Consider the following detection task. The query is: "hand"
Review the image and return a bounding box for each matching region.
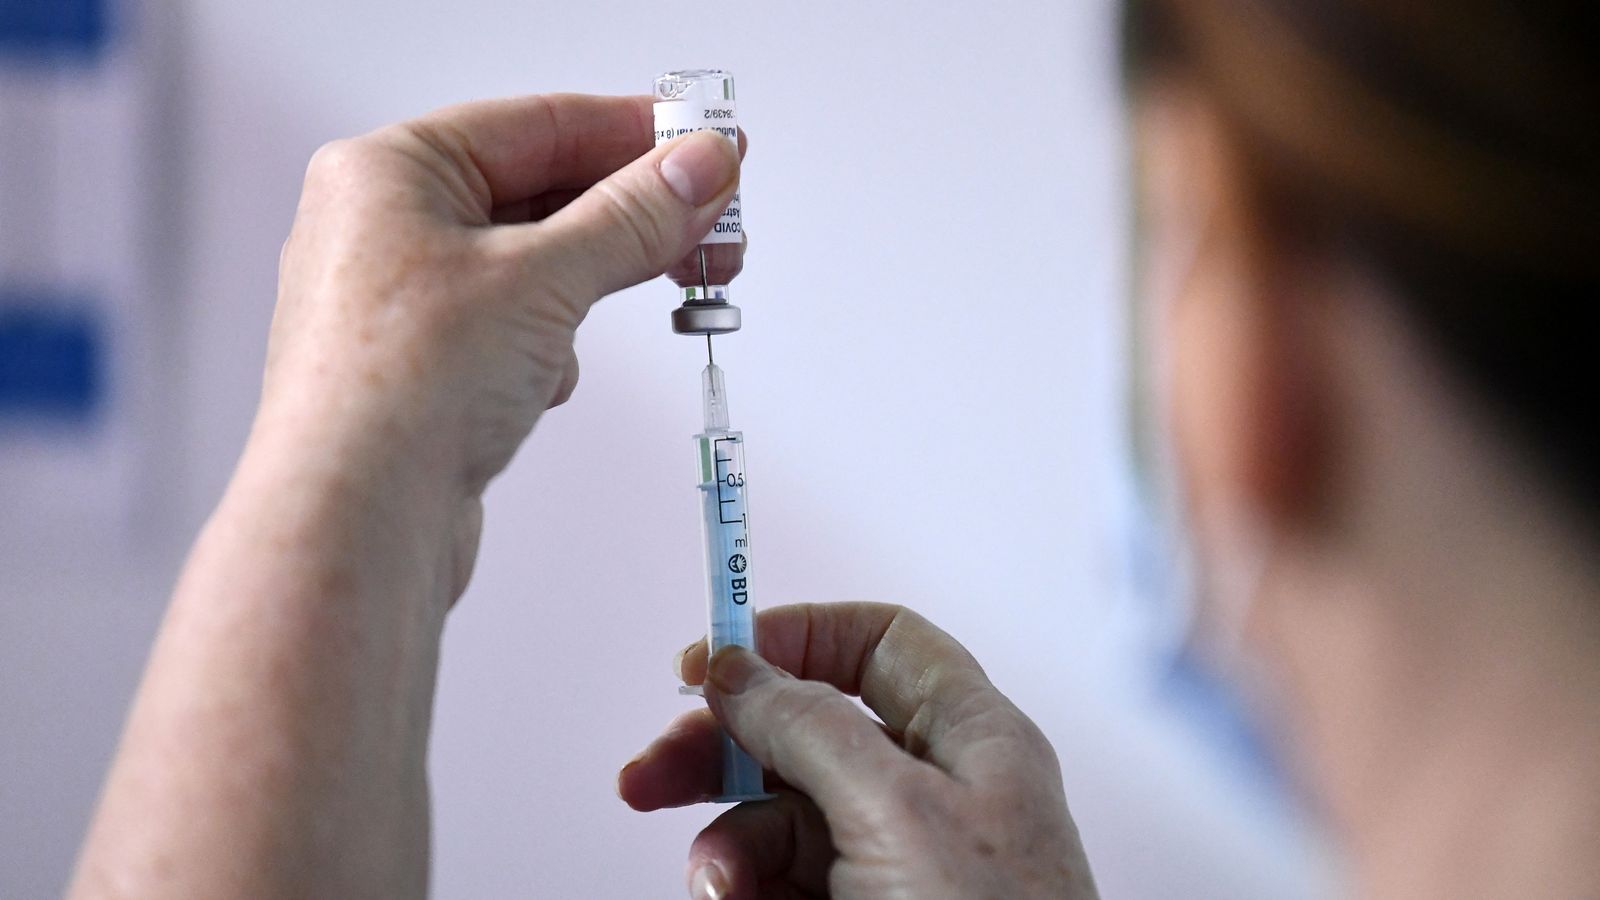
[66,96,743,900]
[619,603,1099,900]
[259,94,741,597]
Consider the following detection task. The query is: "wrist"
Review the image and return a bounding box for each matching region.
[221,391,471,615]
[83,388,463,899]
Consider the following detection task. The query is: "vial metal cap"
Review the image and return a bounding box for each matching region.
[672,303,742,335]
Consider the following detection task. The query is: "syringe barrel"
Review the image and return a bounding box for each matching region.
[696,430,755,656]
[694,428,766,800]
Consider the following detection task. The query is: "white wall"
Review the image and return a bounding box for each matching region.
[0,1,1335,896]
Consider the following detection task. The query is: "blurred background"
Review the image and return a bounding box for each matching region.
[1,0,1338,896]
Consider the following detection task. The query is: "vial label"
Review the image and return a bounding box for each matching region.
[654,99,742,244]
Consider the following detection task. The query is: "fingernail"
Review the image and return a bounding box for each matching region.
[673,640,699,682]
[707,646,773,696]
[688,862,729,900]
[615,755,641,801]
[659,132,737,207]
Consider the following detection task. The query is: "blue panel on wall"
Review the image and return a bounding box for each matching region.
[0,0,110,60]
[0,292,104,423]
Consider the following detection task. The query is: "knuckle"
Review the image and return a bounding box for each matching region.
[547,352,580,409]
[877,602,912,621]
[395,120,491,209]
[993,704,1057,763]
[303,137,387,200]
[974,699,1041,741]
[971,699,1049,753]
[964,708,1065,808]
[304,138,360,183]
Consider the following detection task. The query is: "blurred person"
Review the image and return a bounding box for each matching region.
[69,2,1597,898]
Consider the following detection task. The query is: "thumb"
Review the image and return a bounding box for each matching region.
[706,646,912,816]
[528,129,739,304]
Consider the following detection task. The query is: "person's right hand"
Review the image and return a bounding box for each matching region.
[619,603,1100,900]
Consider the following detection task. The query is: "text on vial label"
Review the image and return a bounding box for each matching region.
[653,100,742,244]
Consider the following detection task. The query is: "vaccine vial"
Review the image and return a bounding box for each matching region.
[653,69,744,335]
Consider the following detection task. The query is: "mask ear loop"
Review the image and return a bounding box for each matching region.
[1137,160,1214,664]
[1140,163,1278,684]
[1195,503,1275,682]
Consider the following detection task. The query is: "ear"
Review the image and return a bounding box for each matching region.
[1134,84,1323,545]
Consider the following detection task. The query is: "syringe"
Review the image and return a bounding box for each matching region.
[654,66,767,803]
[688,361,770,802]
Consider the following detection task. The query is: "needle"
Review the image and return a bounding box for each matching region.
[706,334,715,366]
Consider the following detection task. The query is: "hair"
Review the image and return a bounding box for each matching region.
[1122,1,1598,525]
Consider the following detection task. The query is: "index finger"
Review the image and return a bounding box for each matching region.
[686,603,1052,785]
[395,93,747,216]
[396,93,653,212]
